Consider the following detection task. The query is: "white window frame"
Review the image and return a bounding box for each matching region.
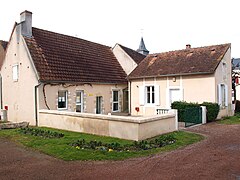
[112,90,120,112]
[139,85,160,106]
[76,91,84,112]
[12,64,19,81]
[145,86,155,104]
[96,96,103,114]
[57,90,68,110]
[218,84,228,108]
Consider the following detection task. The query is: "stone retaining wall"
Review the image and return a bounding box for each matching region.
[39,110,178,141]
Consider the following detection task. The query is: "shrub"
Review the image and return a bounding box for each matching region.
[201,102,219,122]
[171,101,200,122]
[19,128,64,138]
[235,100,240,113]
[70,134,176,152]
[171,101,220,122]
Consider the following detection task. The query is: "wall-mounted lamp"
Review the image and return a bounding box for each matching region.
[173,77,176,82]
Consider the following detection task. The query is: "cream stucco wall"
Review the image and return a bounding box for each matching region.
[38,83,127,116]
[39,110,177,141]
[214,48,233,117]
[130,47,232,117]
[1,25,39,125]
[112,44,138,75]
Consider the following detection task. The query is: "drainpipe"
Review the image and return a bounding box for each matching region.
[35,83,41,126]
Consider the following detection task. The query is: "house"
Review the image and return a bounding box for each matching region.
[0,40,8,66]
[232,58,240,102]
[0,40,8,108]
[128,44,233,118]
[1,11,137,125]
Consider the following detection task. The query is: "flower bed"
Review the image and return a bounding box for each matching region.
[70,134,176,152]
[19,127,64,138]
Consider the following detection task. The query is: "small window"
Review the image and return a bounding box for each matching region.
[76,91,83,112]
[96,96,103,114]
[112,90,119,112]
[58,91,67,109]
[12,64,19,81]
[146,86,155,104]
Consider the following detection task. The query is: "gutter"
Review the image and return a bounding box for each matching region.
[128,71,214,80]
[35,83,41,126]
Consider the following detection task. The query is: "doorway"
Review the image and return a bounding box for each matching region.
[123,88,129,113]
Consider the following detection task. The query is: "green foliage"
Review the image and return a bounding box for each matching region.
[218,113,240,124]
[201,102,219,122]
[0,127,204,161]
[70,134,176,151]
[171,101,220,122]
[19,127,64,138]
[235,100,240,113]
[171,101,199,122]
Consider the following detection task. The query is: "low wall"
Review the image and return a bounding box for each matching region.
[39,110,177,141]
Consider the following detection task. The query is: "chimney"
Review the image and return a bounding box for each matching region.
[186,44,191,49]
[20,10,32,37]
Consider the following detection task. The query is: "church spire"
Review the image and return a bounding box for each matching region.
[137,37,149,55]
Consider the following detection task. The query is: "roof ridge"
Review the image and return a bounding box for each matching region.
[32,27,111,49]
[118,44,146,56]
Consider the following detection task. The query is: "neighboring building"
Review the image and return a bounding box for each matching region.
[137,37,149,56]
[0,40,8,108]
[0,40,8,68]
[112,43,146,75]
[1,11,128,125]
[232,58,240,101]
[128,44,233,118]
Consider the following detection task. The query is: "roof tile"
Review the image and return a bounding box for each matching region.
[128,43,230,79]
[24,28,127,83]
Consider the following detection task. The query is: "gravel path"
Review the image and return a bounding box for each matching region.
[0,122,240,180]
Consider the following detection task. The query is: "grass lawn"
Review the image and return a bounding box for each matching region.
[0,127,204,161]
[218,113,240,125]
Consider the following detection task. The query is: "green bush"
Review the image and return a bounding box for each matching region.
[171,101,220,123]
[70,134,176,152]
[235,100,240,113]
[171,101,200,122]
[201,102,219,122]
[19,128,64,138]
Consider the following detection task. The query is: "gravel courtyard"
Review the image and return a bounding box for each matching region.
[0,122,240,180]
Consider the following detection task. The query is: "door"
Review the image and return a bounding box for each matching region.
[123,88,129,113]
[169,89,181,106]
[96,96,102,114]
[76,91,83,112]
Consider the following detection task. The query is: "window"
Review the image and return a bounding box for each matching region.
[146,86,155,104]
[96,96,102,114]
[112,90,119,112]
[139,85,159,106]
[12,64,19,81]
[58,91,67,109]
[76,91,83,112]
[218,84,228,107]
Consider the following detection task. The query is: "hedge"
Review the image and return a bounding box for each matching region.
[201,102,219,122]
[171,101,220,123]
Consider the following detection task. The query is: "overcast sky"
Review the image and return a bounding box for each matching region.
[0,0,239,57]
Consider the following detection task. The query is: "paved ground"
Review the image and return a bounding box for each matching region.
[0,122,240,180]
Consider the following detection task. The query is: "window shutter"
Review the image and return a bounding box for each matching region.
[218,84,222,106]
[155,85,160,105]
[225,84,228,107]
[139,86,144,105]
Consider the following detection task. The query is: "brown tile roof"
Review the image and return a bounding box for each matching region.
[118,44,146,64]
[128,43,230,79]
[0,40,8,50]
[24,27,127,83]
